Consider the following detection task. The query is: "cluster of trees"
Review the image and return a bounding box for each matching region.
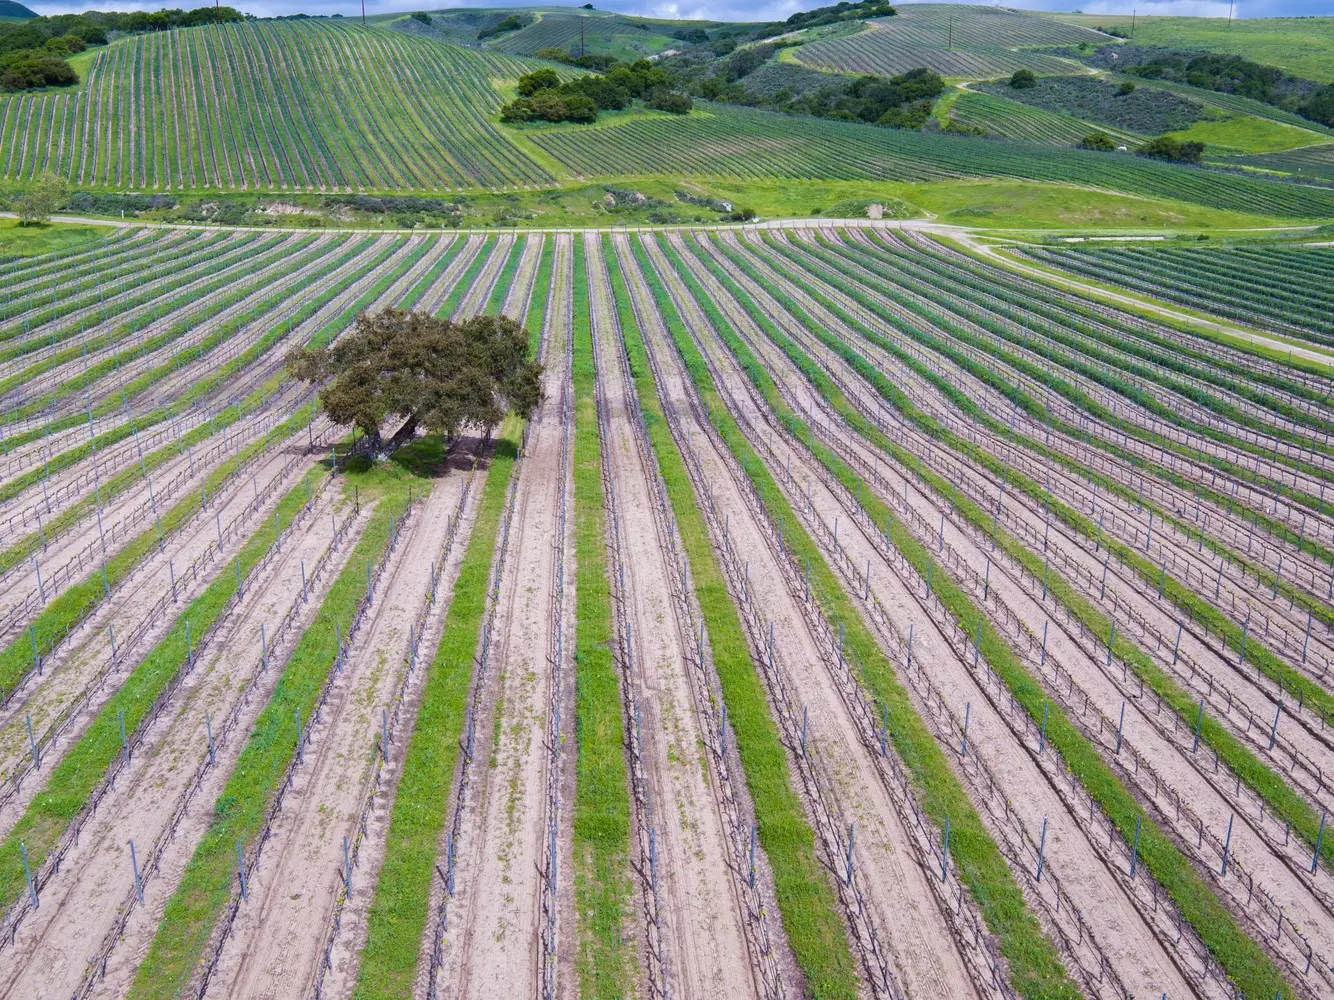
[759,67,943,128]
[1103,46,1334,128]
[761,0,895,38]
[501,61,691,124]
[478,12,531,40]
[1,6,241,91]
[1137,134,1205,164]
[287,309,543,459]
[1078,130,1203,162]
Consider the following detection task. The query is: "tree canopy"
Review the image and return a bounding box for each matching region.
[287,309,543,457]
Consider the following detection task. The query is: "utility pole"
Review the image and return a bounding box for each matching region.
[948,17,953,51]
[581,18,586,59]
[1131,8,1136,39]
[362,0,366,27]
[1227,0,1234,27]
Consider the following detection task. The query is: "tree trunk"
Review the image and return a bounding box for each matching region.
[380,412,420,457]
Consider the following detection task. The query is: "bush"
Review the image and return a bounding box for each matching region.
[478,13,528,39]
[1009,69,1037,89]
[1079,131,1117,151]
[877,98,933,129]
[646,88,693,114]
[1299,85,1334,127]
[409,11,431,24]
[1,53,76,89]
[1138,134,1204,163]
[1118,80,1135,95]
[517,68,561,96]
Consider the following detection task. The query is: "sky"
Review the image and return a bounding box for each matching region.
[25,0,1334,24]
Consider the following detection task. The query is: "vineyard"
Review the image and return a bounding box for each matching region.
[527,102,1334,218]
[0,217,1331,1000]
[790,3,1099,79]
[947,91,1142,147]
[0,19,557,191]
[1024,243,1334,346]
[484,10,676,59]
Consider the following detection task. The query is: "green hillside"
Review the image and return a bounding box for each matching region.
[0,18,557,190]
[0,0,36,18]
[790,4,1099,80]
[1049,14,1334,84]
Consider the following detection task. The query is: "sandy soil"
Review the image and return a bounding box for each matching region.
[0,435,329,826]
[0,476,354,1000]
[673,230,1209,1000]
[589,236,771,1000]
[206,467,473,999]
[434,237,572,1000]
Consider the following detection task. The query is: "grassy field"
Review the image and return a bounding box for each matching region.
[1049,13,1334,84]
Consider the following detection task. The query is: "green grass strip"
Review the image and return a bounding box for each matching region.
[711,235,1334,869]
[0,394,319,698]
[675,236,1294,1000]
[397,234,464,311]
[526,236,552,357]
[763,233,1334,718]
[570,237,635,997]
[351,421,521,1000]
[437,234,497,320]
[650,235,1078,1000]
[607,236,859,1000]
[483,236,526,317]
[130,461,416,1000]
[0,449,322,915]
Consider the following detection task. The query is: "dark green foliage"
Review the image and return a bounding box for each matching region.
[477,12,530,39]
[769,0,895,37]
[0,6,241,90]
[977,73,1204,134]
[1079,131,1116,150]
[287,309,543,454]
[1138,133,1204,163]
[645,87,692,113]
[409,10,431,24]
[1300,85,1334,126]
[518,68,562,96]
[1009,68,1037,88]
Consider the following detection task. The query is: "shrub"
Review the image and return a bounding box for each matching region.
[1138,134,1204,163]
[409,11,431,24]
[1009,68,1037,89]
[1,53,76,89]
[1079,131,1117,150]
[517,68,561,96]
[478,13,528,39]
[877,98,933,129]
[646,88,693,113]
[1299,85,1334,126]
[1118,80,1135,95]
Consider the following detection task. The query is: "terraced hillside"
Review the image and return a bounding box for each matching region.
[0,18,556,190]
[3,221,1333,1000]
[790,4,1101,80]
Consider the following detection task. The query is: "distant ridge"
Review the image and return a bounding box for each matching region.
[0,0,38,18]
